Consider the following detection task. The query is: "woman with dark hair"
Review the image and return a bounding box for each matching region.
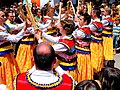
[98,67,120,90]
[74,80,101,90]
[35,19,78,82]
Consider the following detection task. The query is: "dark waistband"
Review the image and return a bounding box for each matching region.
[0,41,11,48]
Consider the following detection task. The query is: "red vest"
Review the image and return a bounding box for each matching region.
[59,37,75,50]
[14,72,74,90]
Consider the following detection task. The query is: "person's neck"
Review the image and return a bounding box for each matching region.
[36,67,52,71]
[61,33,66,37]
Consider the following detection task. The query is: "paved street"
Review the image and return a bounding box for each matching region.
[114,53,120,69]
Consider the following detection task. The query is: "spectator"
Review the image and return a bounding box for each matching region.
[74,80,101,90]
[14,42,75,90]
[98,67,120,90]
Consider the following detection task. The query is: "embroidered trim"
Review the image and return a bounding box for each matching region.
[102,33,113,37]
[0,49,13,56]
[76,48,90,54]
[13,75,18,90]
[26,73,63,88]
[20,41,34,44]
[60,64,77,71]
[91,38,103,42]
[60,61,77,66]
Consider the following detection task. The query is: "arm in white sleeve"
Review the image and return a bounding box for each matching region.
[8,22,25,31]
[42,28,47,32]
[25,27,35,34]
[1,29,25,42]
[42,32,59,43]
[89,24,97,32]
[53,14,65,20]
[38,34,68,52]
[55,66,65,76]
[0,84,8,90]
[53,43,68,53]
[37,20,51,29]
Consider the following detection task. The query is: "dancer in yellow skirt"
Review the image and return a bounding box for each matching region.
[102,8,115,67]
[0,10,28,90]
[16,32,36,73]
[35,19,78,81]
[89,7,104,73]
[73,13,93,82]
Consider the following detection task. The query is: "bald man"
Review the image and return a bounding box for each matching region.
[14,42,75,90]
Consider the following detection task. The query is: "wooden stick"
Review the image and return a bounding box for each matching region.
[25,0,38,29]
[87,2,92,15]
[70,1,75,15]
[25,0,41,41]
[58,2,62,22]
[76,0,80,16]
[16,5,26,21]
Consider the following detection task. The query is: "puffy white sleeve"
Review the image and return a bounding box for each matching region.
[72,29,86,39]
[89,24,97,31]
[42,32,59,43]
[8,22,25,30]
[101,20,109,26]
[0,29,25,42]
[37,20,51,29]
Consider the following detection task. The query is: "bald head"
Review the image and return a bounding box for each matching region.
[33,42,56,70]
[36,42,51,55]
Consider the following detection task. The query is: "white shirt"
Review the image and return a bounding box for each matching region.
[0,84,8,90]
[3,23,25,33]
[89,18,101,31]
[0,24,31,43]
[72,25,87,39]
[28,66,77,84]
[37,20,51,29]
[101,15,111,26]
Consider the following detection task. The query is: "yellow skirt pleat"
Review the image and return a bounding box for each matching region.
[66,68,78,82]
[16,44,36,73]
[77,53,93,82]
[102,37,114,60]
[90,42,104,72]
[0,53,17,90]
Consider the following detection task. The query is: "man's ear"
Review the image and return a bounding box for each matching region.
[53,57,57,65]
[52,57,60,69]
